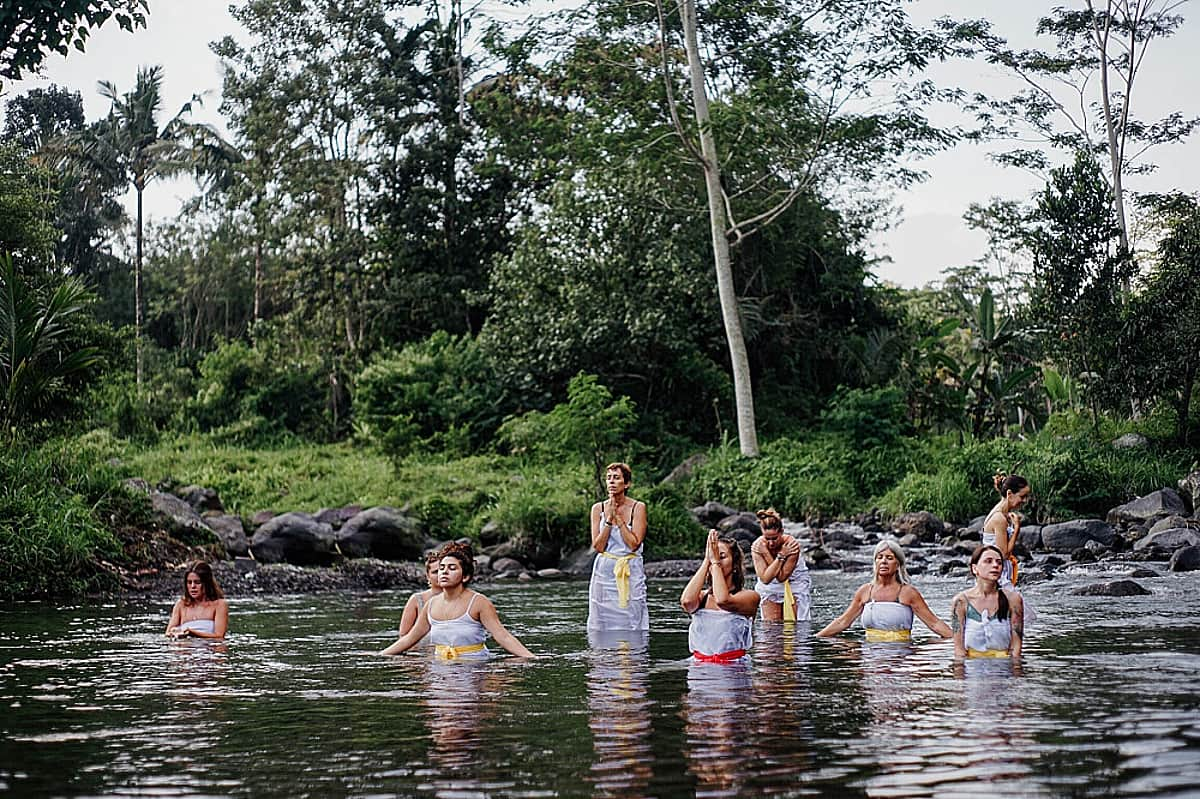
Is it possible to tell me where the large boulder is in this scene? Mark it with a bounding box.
[1106,489,1187,526]
[1072,579,1151,597]
[334,506,426,561]
[204,514,249,557]
[1179,471,1200,514]
[1041,519,1115,552]
[175,484,224,514]
[662,453,707,485]
[691,502,739,528]
[250,512,338,565]
[150,491,218,546]
[1169,546,1200,572]
[1016,524,1042,552]
[717,512,760,537]
[561,545,597,575]
[893,511,945,542]
[1149,515,1193,536]
[1133,527,1200,552]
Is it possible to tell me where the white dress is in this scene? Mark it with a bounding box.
[688,606,753,662]
[587,504,649,632]
[753,535,812,621]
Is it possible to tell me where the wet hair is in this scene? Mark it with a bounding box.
[439,541,475,582]
[970,544,1010,620]
[993,472,1029,497]
[756,507,782,530]
[712,534,746,593]
[182,561,224,605]
[606,462,632,484]
[873,539,911,585]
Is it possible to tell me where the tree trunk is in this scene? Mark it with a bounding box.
[253,234,263,323]
[1178,360,1195,445]
[679,0,759,456]
[135,182,144,391]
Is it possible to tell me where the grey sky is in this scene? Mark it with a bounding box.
[5,0,1198,287]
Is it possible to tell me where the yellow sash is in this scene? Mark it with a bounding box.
[865,628,912,643]
[600,552,637,608]
[434,643,485,661]
[783,580,797,622]
[967,648,1010,659]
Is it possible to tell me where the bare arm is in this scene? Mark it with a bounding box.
[985,514,1012,557]
[590,501,610,553]
[379,606,431,656]
[816,584,869,637]
[611,500,647,551]
[477,596,535,658]
[398,592,421,636]
[165,600,183,635]
[1006,589,1024,658]
[680,552,711,614]
[951,593,968,660]
[708,555,760,617]
[751,537,792,585]
[905,586,953,638]
[774,536,802,582]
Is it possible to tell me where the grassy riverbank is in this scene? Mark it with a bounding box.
[3,413,1194,601]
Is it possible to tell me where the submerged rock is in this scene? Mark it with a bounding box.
[1169,545,1200,572]
[1072,579,1151,597]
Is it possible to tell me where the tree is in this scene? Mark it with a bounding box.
[0,0,147,85]
[942,2,1198,262]
[0,252,102,437]
[58,65,237,388]
[0,142,56,265]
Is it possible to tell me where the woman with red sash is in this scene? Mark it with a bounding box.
[680,530,760,663]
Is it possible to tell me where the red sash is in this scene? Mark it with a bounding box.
[692,649,747,663]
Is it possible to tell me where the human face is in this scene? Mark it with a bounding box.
[973,549,1004,581]
[760,521,782,544]
[425,562,439,589]
[185,573,204,600]
[438,556,467,588]
[714,541,736,579]
[874,546,899,579]
[1008,485,1031,509]
[606,468,629,497]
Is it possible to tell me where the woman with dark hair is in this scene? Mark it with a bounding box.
[983,473,1031,588]
[165,561,228,639]
[816,539,952,641]
[750,508,811,621]
[379,542,535,659]
[398,550,445,636]
[680,530,760,662]
[951,545,1024,659]
[587,462,649,633]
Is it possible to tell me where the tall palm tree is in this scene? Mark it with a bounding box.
[60,65,238,388]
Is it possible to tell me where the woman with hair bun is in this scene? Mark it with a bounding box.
[379,543,535,659]
[816,539,952,641]
[750,508,811,621]
[984,473,1030,588]
[165,561,228,639]
[952,544,1024,659]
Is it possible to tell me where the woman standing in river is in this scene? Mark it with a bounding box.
[587,462,649,633]
[681,530,760,662]
[952,544,1024,659]
[983,473,1030,588]
[397,550,444,636]
[165,561,229,639]
[815,539,952,641]
[750,508,811,621]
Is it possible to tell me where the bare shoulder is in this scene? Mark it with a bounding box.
[898,584,923,603]
[470,591,495,616]
[853,583,873,601]
[1003,588,1023,609]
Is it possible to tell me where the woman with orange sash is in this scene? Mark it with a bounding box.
[983,473,1030,589]
[681,530,760,663]
[816,539,952,642]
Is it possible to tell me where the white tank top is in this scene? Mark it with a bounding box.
[688,607,753,658]
[429,593,488,650]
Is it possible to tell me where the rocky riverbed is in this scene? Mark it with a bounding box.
[109,470,1200,599]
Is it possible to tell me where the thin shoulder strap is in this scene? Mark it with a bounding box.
[465,591,481,615]
[628,500,640,525]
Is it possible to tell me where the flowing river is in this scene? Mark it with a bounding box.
[3,568,1200,797]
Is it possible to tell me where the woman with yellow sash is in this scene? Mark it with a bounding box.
[587,462,649,633]
[681,530,760,662]
[379,543,535,659]
[952,544,1024,659]
[816,539,952,642]
[750,509,811,621]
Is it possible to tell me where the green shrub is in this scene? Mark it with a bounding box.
[640,482,706,558]
[0,440,128,599]
[878,468,978,522]
[354,332,507,457]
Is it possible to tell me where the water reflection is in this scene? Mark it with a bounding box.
[683,659,753,797]
[586,630,653,797]
[419,659,514,781]
[749,622,817,791]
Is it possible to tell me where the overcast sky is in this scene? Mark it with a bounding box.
[5,0,1199,287]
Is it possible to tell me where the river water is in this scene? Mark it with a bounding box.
[3,568,1200,797]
